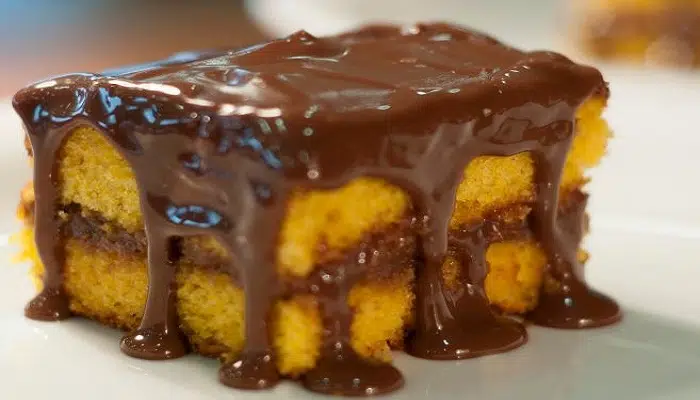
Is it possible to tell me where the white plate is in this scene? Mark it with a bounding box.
[1,62,700,399]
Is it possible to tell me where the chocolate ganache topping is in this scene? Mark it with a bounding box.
[13,22,621,396]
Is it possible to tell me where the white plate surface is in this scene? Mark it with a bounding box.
[1,32,700,400]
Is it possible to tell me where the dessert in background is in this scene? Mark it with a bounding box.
[575,0,700,67]
[13,22,620,396]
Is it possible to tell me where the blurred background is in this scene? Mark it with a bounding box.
[0,0,698,97]
[0,0,265,96]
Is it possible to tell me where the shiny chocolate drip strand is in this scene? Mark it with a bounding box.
[120,221,186,359]
[219,183,286,390]
[405,160,525,359]
[445,225,527,358]
[303,246,404,396]
[24,128,72,321]
[528,131,621,328]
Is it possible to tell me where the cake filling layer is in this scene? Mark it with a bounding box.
[20,186,583,286]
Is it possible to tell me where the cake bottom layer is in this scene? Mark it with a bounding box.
[16,224,558,376]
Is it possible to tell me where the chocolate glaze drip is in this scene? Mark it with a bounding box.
[119,224,186,360]
[528,188,620,328]
[300,243,404,396]
[23,122,71,321]
[13,22,621,396]
[408,221,527,360]
[217,186,287,389]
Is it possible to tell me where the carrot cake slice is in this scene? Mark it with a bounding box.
[13,22,621,396]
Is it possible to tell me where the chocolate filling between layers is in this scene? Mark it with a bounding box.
[54,203,418,283]
[14,22,621,396]
[24,193,579,285]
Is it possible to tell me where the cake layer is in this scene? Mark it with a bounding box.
[20,191,587,312]
[17,189,587,375]
[27,96,609,278]
[16,229,412,376]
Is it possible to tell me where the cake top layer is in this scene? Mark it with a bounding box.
[14,22,604,183]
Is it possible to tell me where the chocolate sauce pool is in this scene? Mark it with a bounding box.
[13,23,621,396]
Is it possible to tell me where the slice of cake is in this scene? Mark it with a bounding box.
[13,22,621,396]
[575,0,700,67]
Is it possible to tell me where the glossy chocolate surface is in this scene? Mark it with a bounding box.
[13,22,620,396]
